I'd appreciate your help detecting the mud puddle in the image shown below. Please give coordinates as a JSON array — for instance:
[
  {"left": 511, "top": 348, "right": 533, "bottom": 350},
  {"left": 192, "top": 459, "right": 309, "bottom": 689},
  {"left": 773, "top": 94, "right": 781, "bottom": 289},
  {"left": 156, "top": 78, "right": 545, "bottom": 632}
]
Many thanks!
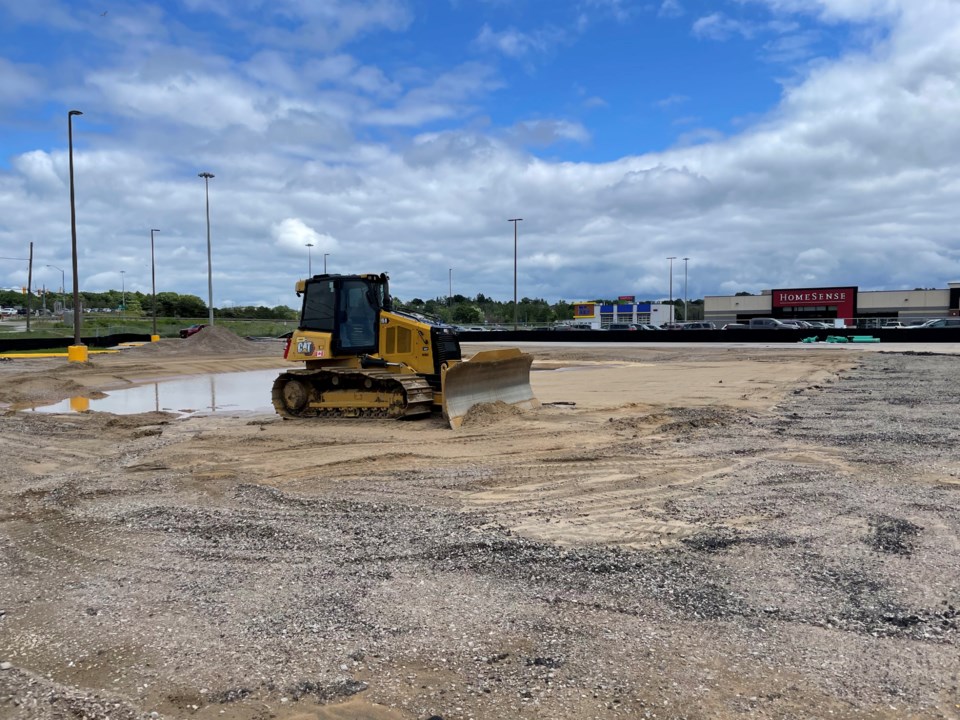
[{"left": 30, "top": 369, "right": 280, "bottom": 416}]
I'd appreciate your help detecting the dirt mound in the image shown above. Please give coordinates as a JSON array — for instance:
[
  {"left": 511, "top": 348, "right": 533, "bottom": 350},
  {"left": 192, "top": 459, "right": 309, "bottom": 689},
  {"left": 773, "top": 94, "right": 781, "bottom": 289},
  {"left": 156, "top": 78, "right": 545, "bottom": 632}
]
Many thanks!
[
  {"left": 459, "top": 399, "right": 525, "bottom": 427},
  {"left": 127, "top": 325, "right": 284, "bottom": 358},
  {"left": 0, "top": 375, "right": 89, "bottom": 407}
]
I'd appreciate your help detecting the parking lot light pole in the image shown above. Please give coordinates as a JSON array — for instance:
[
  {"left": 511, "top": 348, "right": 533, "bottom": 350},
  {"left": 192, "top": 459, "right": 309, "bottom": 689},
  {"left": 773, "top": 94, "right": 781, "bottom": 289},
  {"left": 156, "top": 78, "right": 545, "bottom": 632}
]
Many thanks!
[
  {"left": 150, "top": 229, "right": 160, "bottom": 339},
  {"left": 323, "top": 253, "right": 329, "bottom": 273},
  {"left": 46, "top": 265, "right": 65, "bottom": 303},
  {"left": 68, "top": 109, "right": 86, "bottom": 362},
  {"left": 666, "top": 256, "right": 676, "bottom": 324},
  {"left": 509, "top": 218, "right": 523, "bottom": 330},
  {"left": 306, "top": 242, "right": 313, "bottom": 276},
  {"left": 683, "top": 257, "right": 689, "bottom": 322},
  {"left": 198, "top": 172, "right": 215, "bottom": 326}
]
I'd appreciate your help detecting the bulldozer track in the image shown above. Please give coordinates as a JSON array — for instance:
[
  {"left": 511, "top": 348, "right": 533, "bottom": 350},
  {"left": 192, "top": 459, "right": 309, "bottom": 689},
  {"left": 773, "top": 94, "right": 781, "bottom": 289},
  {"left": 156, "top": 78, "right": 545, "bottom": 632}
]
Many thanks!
[{"left": 271, "top": 367, "right": 434, "bottom": 420}]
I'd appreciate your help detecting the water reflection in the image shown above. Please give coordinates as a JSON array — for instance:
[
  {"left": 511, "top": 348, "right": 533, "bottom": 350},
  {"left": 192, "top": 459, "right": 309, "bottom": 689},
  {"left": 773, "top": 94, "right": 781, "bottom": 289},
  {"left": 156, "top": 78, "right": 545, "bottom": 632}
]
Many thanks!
[{"left": 32, "top": 369, "right": 281, "bottom": 417}]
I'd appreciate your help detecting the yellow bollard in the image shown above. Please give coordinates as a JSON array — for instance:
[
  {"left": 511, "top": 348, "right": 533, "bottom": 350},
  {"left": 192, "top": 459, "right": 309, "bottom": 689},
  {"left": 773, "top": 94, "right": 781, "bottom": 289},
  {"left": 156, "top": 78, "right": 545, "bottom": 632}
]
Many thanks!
[
  {"left": 67, "top": 345, "right": 89, "bottom": 363},
  {"left": 150, "top": 335, "right": 160, "bottom": 342},
  {"left": 69, "top": 396, "right": 90, "bottom": 412}
]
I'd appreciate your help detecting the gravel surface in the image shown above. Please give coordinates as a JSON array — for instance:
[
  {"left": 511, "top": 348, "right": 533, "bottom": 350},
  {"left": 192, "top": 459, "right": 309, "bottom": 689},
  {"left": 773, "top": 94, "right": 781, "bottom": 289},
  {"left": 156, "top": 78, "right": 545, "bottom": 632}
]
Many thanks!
[{"left": 0, "top": 350, "right": 958, "bottom": 719}]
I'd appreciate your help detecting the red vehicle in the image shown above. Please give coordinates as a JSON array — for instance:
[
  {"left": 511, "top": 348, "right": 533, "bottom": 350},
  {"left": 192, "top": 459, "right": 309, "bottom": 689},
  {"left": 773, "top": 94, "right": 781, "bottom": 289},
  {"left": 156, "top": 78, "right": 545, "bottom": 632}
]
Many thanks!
[{"left": 179, "top": 324, "right": 207, "bottom": 338}]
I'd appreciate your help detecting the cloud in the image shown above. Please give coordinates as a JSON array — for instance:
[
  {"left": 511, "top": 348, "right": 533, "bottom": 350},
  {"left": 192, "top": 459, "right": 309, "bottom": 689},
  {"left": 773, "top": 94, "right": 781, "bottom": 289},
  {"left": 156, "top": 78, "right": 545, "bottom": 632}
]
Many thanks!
[
  {"left": 692, "top": 12, "right": 759, "bottom": 40},
  {"left": 742, "top": 0, "right": 902, "bottom": 23},
  {"left": 659, "top": 0, "right": 685, "bottom": 19},
  {"left": 507, "top": 119, "right": 591, "bottom": 146},
  {"left": 272, "top": 218, "right": 337, "bottom": 255},
  {"left": 363, "top": 63, "right": 502, "bottom": 127},
  {"left": 0, "top": 58, "right": 45, "bottom": 106},
  {"left": 655, "top": 94, "right": 690, "bottom": 109},
  {"left": 474, "top": 23, "right": 568, "bottom": 60},
  {"left": 760, "top": 30, "right": 823, "bottom": 63}
]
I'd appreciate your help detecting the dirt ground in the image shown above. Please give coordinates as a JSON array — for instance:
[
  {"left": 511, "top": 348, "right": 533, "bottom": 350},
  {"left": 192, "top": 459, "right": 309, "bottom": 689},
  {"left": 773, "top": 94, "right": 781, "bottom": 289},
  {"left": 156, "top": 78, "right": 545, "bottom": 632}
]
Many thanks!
[{"left": 0, "top": 328, "right": 958, "bottom": 719}]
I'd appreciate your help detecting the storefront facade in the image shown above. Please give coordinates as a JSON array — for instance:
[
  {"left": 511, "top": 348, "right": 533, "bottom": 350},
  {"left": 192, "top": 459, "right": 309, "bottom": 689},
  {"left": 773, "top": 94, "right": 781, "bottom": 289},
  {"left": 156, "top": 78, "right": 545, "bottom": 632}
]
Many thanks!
[
  {"left": 573, "top": 300, "right": 671, "bottom": 328},
  {"left": 705, "top": 283, "right": 960, "bottom": 327}
]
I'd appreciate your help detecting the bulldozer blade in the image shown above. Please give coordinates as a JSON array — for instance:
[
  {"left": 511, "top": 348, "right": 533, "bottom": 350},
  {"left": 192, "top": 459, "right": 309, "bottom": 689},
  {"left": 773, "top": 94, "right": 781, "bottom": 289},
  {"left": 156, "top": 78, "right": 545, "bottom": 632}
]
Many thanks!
[{"left": 442, "top": 348, "right": 538, "bottom": 429}]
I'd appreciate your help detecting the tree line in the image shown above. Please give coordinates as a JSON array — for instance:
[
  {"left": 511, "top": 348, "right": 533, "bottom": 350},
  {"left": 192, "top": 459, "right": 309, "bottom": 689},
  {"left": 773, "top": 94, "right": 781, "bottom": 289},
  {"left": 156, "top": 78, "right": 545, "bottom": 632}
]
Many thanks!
[{"left": 0, "top": 287, "right": 704, "bottom": 324}]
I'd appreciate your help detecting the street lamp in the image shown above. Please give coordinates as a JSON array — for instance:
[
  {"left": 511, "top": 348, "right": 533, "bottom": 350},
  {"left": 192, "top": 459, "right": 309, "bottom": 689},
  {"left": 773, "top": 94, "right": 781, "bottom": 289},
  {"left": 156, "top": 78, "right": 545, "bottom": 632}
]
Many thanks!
[
  {"left": 198, "top": 172, "right": 215, "bottom": 326},
  {"left": 120, "top": 270, "right": 125, "bottom": 313},
  {"left": 449, "top": 267, "right": 452, "bottom": 305},
  {"left": 666, "top": 256, "right": 676, "bottom": 324},
  {"left": 306, "top": 242, "right": 314, "bottom": 276},
  {"left": 508, "top": 218, "right": 523, "bottom": 330},
  {"left": 683, "top": 257, "right": 690, "bottom": 322},
  {"left": 68, "top": 109, "right": 84, "bottom": 360},
  {"left": 46, "top": 265, "right": 65, "bottom": 300},
  {"left": 150, "top": 229, "right": 160, "bottom": 338},
  {"left": 323, "top": 253, "right": 329, "bottom": 274}
]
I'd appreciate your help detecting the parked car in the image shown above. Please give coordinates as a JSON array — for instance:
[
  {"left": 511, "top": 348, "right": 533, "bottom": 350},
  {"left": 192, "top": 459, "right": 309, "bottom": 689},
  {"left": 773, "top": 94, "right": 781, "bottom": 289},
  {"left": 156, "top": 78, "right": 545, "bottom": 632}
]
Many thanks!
[
  {"left": 607, "top": 323, "right": 640, "bottom": 331},
  {"left": 640, "top": 324, "right": 661, "bottom": 331},
  {"left": 913, "top": 318, "right": 960, "bottom": 329},
  {"left": 779, "top": 320, "right": 813, "bottom": 330},
  {"left": 881, "top": 321, "right": 907, "bottom": 329},
  {"left": 554, "top": 323, "right": 594, "bottom": 331},
  {"left": 746, "top": 318, "right": 791, "bottom": 329},
  {"left": 661, "top": 322, "right": 686, "bottom": 330},
  {"left": 179, "top": 323, "right": 208, "bottom": 338},
  {"left": 722, "top": 323, "right": 748, "bottom": 330},
  {"left": 681, "top": 321, "right": 716, "bottom": 330}
]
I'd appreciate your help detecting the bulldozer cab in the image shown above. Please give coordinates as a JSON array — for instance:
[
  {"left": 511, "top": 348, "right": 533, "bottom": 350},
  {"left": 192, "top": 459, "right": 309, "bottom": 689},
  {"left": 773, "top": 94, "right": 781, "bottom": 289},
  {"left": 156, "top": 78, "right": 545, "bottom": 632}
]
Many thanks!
[{"left": 299, "top": 274, "right": 385, "bottom": 355}]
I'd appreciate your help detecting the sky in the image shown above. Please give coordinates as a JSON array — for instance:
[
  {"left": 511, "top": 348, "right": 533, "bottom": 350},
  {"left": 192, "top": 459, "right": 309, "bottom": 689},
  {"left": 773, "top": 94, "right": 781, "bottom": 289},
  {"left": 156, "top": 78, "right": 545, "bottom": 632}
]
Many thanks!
[{"left": 1, "top": 0, "right": 959, "bottom": 308}]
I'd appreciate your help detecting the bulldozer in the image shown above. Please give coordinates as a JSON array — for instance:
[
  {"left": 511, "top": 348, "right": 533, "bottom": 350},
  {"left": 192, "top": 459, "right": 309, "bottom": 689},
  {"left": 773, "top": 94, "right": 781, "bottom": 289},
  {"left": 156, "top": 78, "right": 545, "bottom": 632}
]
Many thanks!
[{"left": 272, "top": 273, "right": 537, "bottom": 428}]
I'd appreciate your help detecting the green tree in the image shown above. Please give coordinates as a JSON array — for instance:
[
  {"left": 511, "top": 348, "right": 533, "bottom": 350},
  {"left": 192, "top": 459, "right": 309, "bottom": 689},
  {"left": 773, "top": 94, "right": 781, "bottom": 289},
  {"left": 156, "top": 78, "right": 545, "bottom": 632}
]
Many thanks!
[{"left": 451, "top": 305, "right": 483, "bottom": 324}]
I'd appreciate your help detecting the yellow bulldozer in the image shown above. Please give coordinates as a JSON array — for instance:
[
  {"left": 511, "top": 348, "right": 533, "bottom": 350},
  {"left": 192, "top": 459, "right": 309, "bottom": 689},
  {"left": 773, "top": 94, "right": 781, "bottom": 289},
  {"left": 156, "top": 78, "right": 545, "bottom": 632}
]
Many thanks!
[{"left": 272, "top": 272, "right": 537, "bottom": 428}]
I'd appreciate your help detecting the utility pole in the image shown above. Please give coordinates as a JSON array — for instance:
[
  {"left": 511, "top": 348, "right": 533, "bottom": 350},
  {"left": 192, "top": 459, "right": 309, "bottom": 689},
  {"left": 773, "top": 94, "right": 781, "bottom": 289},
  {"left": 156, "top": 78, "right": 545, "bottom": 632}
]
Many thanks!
[
  {"left": 150, "top": 229, "right": 160, "bottom": 339},
  {"left": 508, "top": 218, "right": 523, "bottom": 330},
  {"left": 198, "top": 172, "right": 215, "bottom": 326},
  {"left": 26, "top": 242, "right": 33, "bottom": 332},
  {"left": 683, "top": 257, "right": 690, "bottom": 322},
  {"left": 68, "top": 109, "right": 84, "bottom": 358},
  {"left": 667, "top": 256, "right": 676, "bottom": 324}
]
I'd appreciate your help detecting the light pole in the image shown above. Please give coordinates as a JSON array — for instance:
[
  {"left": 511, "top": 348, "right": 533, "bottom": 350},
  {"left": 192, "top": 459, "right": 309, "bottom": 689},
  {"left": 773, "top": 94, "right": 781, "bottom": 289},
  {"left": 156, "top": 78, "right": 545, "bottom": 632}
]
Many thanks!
[
  {"left": 68, "top": 109, "right": 84, "bottom": 359},
  {"left": 120, "top": 270, "right": 125, "bottom": 313},
  {"left": 449, "top": 267, "right": 452, "bottom": 305},
  {"left": 306, "top": 242, "right": 314, "bottom": 276},
  {"left": 683, "top": 257, "right": 689, "bottom": 322},
  {"left": 666, "top": 256, "right": 676, "bottom": 324},
  {"left": 508, "top": 218, "right": 523, "bottom": 330},
  {"left": 323, "top": 253, "right": 329, "bottom": 274},
  {"left": 198, "top": 172, "right": 215, "bottom": 326},
  {"left": 150, "top": 229, "right": 160, "bottom": 338},
  {"left": 46, "top": 265, "right": 65, "bottom": 302}
]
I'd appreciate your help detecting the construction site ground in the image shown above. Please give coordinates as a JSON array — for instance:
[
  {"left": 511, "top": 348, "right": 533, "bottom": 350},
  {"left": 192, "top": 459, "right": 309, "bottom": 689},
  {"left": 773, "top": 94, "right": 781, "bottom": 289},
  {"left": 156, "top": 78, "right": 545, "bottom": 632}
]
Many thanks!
[{"left": 0, "top": 327, "right": 958, "bottom": 720}]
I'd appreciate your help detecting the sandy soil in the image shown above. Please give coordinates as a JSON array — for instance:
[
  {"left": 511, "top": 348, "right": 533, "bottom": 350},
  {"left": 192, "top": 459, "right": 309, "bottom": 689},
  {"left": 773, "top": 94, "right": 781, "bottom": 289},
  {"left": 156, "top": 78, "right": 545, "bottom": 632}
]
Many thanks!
[{"left": 0, "top": 328, "right": 958, "bottom": 719}]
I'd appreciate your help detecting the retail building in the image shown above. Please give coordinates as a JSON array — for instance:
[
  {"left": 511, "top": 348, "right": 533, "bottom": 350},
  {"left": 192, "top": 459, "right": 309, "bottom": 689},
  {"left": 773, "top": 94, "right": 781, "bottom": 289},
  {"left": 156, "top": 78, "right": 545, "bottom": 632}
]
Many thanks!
[
  {"left": 704, "top": 283, "right": 960, "bottom": 327},
  {"left": 572, "top": 298, "right": 671, "bottom": 328}
]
